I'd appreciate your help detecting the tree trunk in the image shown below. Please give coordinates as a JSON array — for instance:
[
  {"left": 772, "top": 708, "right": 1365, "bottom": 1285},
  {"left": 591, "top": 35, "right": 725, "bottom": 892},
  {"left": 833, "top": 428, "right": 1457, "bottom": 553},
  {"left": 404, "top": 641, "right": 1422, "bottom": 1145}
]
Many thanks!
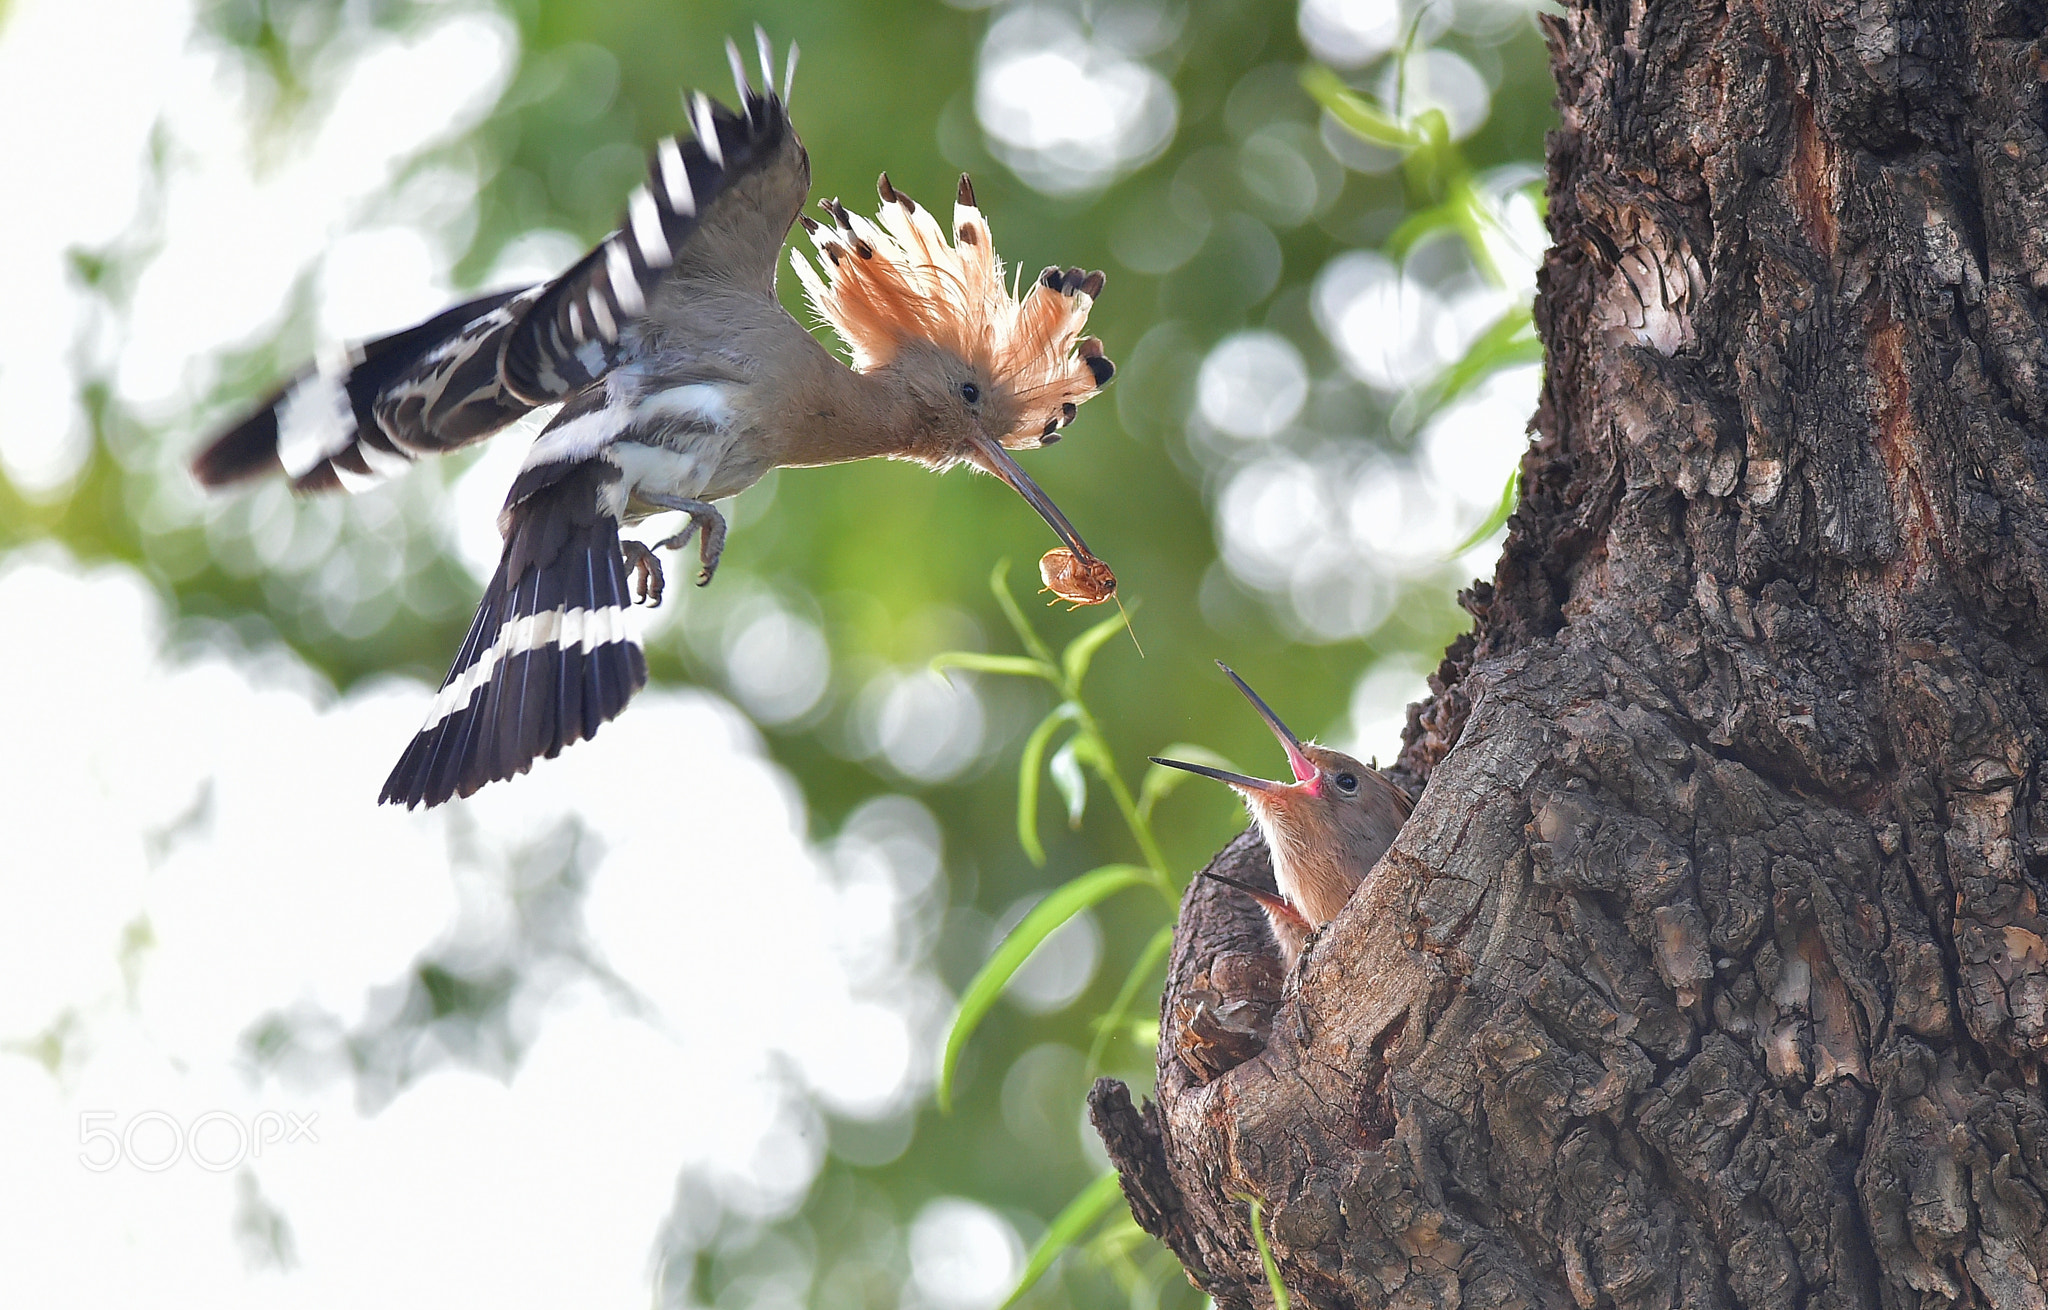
[{"left": 1091, "top": 2, "right": 2048, "bottom": 1306}]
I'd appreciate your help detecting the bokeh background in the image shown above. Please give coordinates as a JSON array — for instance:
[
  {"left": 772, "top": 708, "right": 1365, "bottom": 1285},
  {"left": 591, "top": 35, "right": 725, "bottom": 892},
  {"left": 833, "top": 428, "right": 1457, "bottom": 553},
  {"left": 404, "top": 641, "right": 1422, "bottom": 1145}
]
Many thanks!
[{"left": 0, "top": 0, "right": 1555, "bottom": 1305}]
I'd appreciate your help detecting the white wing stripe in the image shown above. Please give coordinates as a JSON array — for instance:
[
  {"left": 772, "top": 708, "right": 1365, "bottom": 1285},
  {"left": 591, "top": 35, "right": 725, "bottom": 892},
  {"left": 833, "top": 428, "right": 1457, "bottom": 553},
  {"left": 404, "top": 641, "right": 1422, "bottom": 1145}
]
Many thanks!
[
  {"left": 276, "top": 370, "right": 355, "bottom": 479},
  {"left": 588, "top": 290, "right": 618, "bottom": 343},
  {"left": 725, "top": 38, "right": 752, "bottom": 108},
  {"left": 628, "top": 188, "right": 673, "bottom": 267},
  {"left": 605, "top": 239, "right": 645, "bottom": 316},
  {"left": 690, "top": 93, "right": 724, "bottom": 168},
  {"left": 657, "top": 137, "right": 696, "bottom": 215},
  {"left": 755, "top": 28, "right": 775, "bottom": 94},
  {"left": 417, "top": 604, "right": 636, "bottom": 733}
]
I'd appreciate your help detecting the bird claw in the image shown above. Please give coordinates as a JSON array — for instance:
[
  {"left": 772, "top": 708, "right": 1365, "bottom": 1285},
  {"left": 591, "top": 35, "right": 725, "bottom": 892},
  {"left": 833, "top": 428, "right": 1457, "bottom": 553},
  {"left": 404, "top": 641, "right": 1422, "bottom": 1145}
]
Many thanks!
[
  {"left": 644, "top": 496, "right": 728, "bottom": 588},
  {"left": 621, "top": 539, "right": 666, "bottom": 607}
]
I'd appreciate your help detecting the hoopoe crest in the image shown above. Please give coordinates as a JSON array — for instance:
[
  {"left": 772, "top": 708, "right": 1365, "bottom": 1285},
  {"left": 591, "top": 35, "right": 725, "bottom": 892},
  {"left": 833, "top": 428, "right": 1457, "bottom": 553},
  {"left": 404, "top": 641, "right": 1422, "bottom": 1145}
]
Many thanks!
[{"left": 792, "top": 175, "right": 1114, "bottom": 454}]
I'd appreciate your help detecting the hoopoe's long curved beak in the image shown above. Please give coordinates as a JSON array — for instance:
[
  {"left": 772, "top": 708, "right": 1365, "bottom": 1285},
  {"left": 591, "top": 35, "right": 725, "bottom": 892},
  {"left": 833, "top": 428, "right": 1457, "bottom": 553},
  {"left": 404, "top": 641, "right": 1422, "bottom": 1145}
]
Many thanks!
[
  {"left": 964, "top": 431, "right": 1094, "bottom": 558},
  {"left": 1216, "top": 661, "right": 1320, "bottom": 791}
]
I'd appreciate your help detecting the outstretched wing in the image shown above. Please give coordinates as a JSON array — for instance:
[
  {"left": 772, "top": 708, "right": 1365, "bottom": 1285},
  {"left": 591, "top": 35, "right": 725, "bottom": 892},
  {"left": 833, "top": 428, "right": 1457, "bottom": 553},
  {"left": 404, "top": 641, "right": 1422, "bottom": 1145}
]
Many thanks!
[
  {"left": 192, "top": 36, "right": 809, "bottom": 493},
  {"left": 500, "top": 39, "right": 809, "bottom": 402},
  {"left": 192, "top": 287, "right": 541, "bottom": 492}
]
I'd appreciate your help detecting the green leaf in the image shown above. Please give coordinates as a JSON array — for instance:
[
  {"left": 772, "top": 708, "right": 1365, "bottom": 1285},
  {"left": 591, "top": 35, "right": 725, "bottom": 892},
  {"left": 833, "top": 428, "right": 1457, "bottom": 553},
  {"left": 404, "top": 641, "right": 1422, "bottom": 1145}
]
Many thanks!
[
  {"left": 1003, "top": 1170, "right": 1127, "bottom": 1307},
  {"left": 1394, "top": 305, "right": 1540, "bottom": 437},
  {"left": 1301, "top": 65, "right": 1416, "bottom": 150},
  {"left": 1016, "top": 704, "right": 1079, "bottom": 866},
  {"left": 1060, "top": 610, "right": 1129, "bottom": 691},
  {"left": 1086, "top": 923, "right": 1175, "bottom": 1076},
  {"left": 1439, "top": 307, "right": 1541, "bottom": 406},
  {"left": 990, "top": 559, "right": 1056, "bottom": 666},
  {"left": 936, "top": 864, "right": 1152, "bottom": 1111},
  {"left": 1241, "top": 1194, "right": 1291, "bottom": 1310},
  {"left": 1447, "top": 174, "right": 1526, "bottom": 288},
  {"left": 1050, "top": 738, "right": 1088, "bottom": 828},
  {"left": 1446, "top": 468, "right": 1519, "bottom": 561},
  {"left": 930, "top": 651, "right": 1060, "bottom": 682},
  {"left": 1383, "top": 201, "right": 1457, "bottom": 262},
  {"left": 1137, "top": 744, "right": 1242, "bottom": 822}
]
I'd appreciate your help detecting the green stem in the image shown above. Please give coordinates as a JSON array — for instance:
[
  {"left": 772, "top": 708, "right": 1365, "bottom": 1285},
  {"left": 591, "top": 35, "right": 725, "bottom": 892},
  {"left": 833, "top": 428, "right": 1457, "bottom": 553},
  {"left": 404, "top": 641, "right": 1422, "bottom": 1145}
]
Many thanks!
[
  {"left": 990, "top": 559, "right": 1057, "bottom": 667},
  {"left": 1070, "top": 701, "right": 1174, "bottom": 898}
]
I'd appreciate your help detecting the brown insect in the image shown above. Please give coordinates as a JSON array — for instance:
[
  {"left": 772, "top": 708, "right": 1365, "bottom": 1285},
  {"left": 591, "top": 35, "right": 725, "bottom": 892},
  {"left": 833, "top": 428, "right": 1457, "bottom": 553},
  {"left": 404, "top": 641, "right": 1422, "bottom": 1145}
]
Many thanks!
[{"left": 1039, "top": 547, "right": 1117, "bottom": 607}]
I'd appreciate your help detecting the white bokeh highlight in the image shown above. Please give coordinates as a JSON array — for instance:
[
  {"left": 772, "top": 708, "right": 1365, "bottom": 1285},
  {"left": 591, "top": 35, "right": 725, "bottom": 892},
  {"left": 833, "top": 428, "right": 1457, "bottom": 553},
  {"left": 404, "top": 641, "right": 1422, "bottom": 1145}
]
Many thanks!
[
  {"left": 974, "top": 6, "right": 1177, "bottom": 195},
  {"left": 908, "top": 1198, "right": 1025, "bottom": 1310},
  {"left": 1197, "top": 332, "right": 1309, "bottom": 441},
  {"left": 0, "top": 548, "right": 951, "bottom": 1307},
  {"left": 1190, "top": 47, "right": 1548, "bottom": 644},
  {"left": 856, "top": 671, "right": 988, "bottom": 784},
  {"left": 1374, "top": 48, "right": 1492, "bottom": 141},
  {"left": 1297, "top": 0, "right": 1409, "bottom": 66},
  {"left": 998, "top": 902, "right": 1102, "bottom": 1015}
]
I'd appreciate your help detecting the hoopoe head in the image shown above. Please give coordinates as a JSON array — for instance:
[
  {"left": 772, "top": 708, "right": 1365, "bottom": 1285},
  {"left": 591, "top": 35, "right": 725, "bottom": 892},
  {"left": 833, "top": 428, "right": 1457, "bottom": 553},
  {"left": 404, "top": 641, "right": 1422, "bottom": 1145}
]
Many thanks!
[{"left": 791, "top": 173, "right": 1114, "bottom": 554}]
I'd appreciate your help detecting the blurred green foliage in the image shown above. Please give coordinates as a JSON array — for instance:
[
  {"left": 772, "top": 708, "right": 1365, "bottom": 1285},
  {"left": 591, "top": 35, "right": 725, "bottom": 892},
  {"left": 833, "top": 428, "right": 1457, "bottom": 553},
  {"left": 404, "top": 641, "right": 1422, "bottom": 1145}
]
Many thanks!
[{"left": 16, "top": 0, "right": 1558, "bottom": 1305}]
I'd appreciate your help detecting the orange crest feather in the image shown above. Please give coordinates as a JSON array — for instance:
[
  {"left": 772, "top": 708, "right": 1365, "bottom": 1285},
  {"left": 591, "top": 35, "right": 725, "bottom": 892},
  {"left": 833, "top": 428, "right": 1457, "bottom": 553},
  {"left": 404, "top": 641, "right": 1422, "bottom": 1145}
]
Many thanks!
[{"left": 791, "top": 174, "right": 1113, "bottom": 447}]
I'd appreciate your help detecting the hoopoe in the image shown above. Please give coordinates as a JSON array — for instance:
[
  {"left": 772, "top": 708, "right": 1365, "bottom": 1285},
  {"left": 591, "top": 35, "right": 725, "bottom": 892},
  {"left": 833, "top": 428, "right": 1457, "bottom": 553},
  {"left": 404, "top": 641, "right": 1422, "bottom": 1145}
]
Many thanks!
[
  {"left": 1153, "top": 663, "right": 1410, "bottom": 967},
  {"left": 191, "top": 34, "right": 1115, "bottom": 809}
]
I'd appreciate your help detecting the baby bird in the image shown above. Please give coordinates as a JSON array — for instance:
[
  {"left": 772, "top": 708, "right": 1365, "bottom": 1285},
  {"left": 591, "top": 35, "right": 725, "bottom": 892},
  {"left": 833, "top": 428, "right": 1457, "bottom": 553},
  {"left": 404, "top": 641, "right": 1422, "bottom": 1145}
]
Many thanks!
[
  {"left": 1153, "top": 662, "right": 1411, "bottom": 966},
  {"left": 190, "top": 34, "right": 1113, "bottom": 809}
]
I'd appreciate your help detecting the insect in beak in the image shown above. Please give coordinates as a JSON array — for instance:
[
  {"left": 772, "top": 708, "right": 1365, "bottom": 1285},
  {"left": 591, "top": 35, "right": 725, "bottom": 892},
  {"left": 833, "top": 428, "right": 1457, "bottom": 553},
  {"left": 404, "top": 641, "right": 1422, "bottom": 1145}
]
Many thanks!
[{"left": 1039, "top": 547, "right": 1117, "bottom": 607}]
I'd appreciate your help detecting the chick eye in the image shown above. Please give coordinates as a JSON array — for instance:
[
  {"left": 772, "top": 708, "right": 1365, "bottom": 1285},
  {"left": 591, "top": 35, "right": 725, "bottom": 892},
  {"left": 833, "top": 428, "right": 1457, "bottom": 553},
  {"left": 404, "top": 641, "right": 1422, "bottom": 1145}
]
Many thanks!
[
  {"left": 1334, "top": 772, "right": 1359, "bottom": 794},
  {"left": 959, "top": 381, "right": 981, "bottom": 404}
]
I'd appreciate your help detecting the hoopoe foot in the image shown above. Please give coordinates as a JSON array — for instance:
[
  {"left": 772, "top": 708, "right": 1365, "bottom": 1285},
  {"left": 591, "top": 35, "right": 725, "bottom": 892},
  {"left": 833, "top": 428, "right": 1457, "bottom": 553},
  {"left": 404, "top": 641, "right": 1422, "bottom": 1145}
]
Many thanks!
[
  {"left": 621, "top": 539, "right": 666, "bottom": 607},
  {"left": 647, "top": 496, "right": 728, "bottom": 587}
]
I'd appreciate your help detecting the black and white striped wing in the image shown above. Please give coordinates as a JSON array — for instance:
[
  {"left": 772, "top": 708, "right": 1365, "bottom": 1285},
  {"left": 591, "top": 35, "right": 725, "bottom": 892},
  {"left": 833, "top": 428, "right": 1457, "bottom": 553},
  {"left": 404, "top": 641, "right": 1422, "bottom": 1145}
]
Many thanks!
[
  {"left": 193, "top": 37, "right": 807, "bottom": 495},
  {"left": 501, "top": 45, "right": 809, "bottom": 403},
  {"left": 193, "top": 287, "right": 542, "bottom": 492},
  {"left": 379, "top": 458, "right": 647, "bottom": 808}
]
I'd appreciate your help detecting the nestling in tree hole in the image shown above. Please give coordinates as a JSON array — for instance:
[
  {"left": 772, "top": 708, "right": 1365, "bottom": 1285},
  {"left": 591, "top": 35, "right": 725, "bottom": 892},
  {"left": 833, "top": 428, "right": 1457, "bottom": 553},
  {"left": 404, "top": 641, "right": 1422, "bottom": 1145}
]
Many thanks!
[{"left": 1151, "top": 663, "right": 1410, "bottom": 968}]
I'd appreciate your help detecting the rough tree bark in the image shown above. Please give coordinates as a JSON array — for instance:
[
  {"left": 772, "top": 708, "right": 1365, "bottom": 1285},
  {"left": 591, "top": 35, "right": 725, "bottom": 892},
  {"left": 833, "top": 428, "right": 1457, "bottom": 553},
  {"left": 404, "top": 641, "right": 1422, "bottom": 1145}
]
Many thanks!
[{"left": 1091, "top": 3, "right": 2048, "bottom": 1307}]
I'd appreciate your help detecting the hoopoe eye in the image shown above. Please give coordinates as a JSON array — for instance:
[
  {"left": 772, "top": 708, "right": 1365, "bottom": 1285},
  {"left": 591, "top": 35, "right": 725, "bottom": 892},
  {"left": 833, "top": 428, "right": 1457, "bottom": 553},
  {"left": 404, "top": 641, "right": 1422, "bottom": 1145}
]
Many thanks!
[
  {"left": 959, "top": 381, "right": 981, "bottom": 405},
  {"left": 1334, "top": 772, "right": 1359, "bottom": 794}
]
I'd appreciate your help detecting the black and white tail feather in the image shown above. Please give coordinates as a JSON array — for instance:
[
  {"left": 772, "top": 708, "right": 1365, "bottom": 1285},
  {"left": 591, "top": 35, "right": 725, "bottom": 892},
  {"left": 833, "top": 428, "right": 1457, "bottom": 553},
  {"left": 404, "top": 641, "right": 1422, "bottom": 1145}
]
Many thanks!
[
  {"left": 379, "top": 460, "right": 648, "bottom": 808},
  {"left": 194, "top": 32, "right": 801, "bottom": 805}
]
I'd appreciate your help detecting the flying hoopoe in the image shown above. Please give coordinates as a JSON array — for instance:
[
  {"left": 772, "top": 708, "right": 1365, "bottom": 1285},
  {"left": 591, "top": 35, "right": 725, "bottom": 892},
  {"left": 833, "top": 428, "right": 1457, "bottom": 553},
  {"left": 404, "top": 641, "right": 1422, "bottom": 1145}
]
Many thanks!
[
  {"left": 191, "top": 34, "right": 1115, "bottom": 809},
  {"left": 1153, "top": 663, "right": 1411, "bottom": 967}
]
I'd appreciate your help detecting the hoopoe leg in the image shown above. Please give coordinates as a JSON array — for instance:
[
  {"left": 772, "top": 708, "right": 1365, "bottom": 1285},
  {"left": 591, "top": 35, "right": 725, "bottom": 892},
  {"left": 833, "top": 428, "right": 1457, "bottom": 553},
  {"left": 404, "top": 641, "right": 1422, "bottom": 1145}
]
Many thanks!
[
  {"left": 619, "top": 539, "right": 666, "bottom": 607},
  {"left": 639, "top": 494, "right": 728, "bottom": 587}
]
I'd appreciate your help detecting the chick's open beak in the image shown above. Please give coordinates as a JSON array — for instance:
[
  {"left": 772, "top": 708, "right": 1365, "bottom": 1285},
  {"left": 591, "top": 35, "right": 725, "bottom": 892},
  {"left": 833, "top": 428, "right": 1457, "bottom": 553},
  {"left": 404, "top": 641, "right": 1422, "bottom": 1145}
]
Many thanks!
[
  {"left": 1215, "top": 662, "right": 1320, "bottom": 791},
  {"left": 965, "top": 431, "right": 1093, "bottom": 558},
  {"left": 1148, "top": 756, "right": 1287, "bottom": 794}
]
